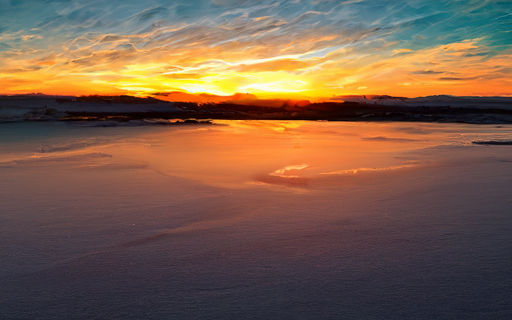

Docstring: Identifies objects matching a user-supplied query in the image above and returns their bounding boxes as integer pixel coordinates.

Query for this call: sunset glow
[1,1,511,99]
[3,2,512,318]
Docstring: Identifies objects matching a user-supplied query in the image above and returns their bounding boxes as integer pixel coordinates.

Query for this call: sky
[0,0,511,99]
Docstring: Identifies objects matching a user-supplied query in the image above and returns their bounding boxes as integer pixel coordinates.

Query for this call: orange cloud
[1,33,511,98]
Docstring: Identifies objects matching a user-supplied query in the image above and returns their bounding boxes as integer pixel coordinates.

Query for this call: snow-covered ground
[2,95,512,123]
[0,96,182,122]
[338,95,512,109]
[0,121,511,319]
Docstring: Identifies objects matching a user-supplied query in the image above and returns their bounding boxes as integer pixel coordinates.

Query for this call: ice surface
[0,121,511,319]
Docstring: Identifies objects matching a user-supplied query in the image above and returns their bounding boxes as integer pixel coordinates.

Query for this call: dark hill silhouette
[1,94,512,123]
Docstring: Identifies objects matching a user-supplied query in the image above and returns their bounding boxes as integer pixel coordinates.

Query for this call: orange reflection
[3,121,512,191]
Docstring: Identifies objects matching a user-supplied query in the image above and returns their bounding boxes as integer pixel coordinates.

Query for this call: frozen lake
[1,120,511,319]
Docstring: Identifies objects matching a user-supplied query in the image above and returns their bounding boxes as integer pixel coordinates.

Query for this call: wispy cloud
[0,0,511,96]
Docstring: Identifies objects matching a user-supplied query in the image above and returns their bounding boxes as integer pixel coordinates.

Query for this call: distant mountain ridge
[1,94,512,124]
